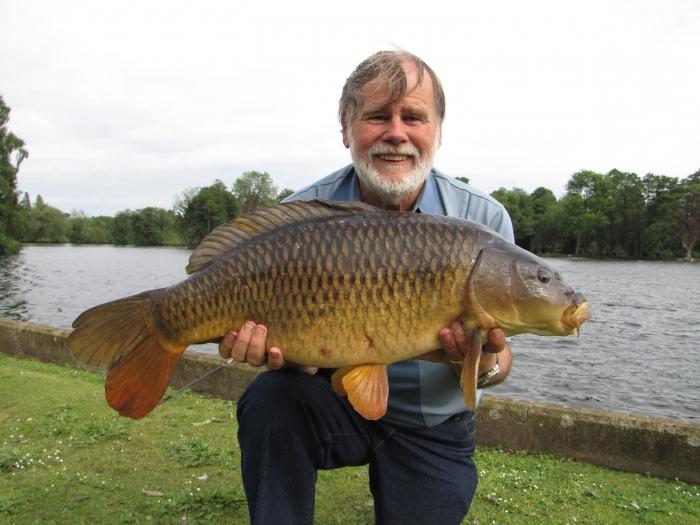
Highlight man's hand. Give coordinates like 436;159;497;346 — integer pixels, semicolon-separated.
420;323;512;384
218;322;317;374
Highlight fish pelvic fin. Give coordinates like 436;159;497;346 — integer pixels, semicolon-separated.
67;291;185;419
460;329;482;411
332;364;388;420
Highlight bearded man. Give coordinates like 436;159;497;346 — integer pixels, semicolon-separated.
220;50;514;525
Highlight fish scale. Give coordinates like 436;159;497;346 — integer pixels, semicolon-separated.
67;199;590;420
181;214;465;366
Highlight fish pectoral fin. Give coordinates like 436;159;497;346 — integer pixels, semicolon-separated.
460;328;482;411
105;336;184;420
332;364;388;420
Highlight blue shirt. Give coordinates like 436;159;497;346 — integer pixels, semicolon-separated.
286;164;514;427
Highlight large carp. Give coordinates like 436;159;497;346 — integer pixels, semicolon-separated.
68;200;590;420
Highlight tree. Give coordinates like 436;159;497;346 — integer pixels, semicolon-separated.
490;187;535;249
606;169;645;258
22;199;69;243
561;171;612;256
676;170;700;261
530;187;560;254
130;207;181;246
232;171;278;214
68;212;115;244
642;173;679;258
178;180;237;246
276;188;295;203
112;211;134;245
455;176;470;185
0;96;28;254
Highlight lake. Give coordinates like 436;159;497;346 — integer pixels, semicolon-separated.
1;244;698;421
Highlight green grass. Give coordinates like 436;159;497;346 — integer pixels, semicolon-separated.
1;353;698;524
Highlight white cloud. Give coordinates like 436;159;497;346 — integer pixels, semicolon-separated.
2;0;698;216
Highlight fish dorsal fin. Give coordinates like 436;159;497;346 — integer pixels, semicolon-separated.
186;199;378;274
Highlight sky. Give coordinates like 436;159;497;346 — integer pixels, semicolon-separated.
2;0;699;217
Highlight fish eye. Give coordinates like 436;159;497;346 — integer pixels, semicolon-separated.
537;269;551;284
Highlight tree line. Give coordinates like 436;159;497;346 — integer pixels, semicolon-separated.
1;96;698;259
7;172;292;249
490;169;699;261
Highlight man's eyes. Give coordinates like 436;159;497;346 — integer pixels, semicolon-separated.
365;114;424;123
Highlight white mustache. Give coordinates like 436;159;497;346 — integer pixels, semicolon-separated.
368;143;419;157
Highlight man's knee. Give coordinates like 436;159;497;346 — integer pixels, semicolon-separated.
237;370;329;430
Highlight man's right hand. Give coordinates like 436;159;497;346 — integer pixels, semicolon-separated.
219;321;317;374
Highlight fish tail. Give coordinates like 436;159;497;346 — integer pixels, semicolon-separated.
67;291;185;419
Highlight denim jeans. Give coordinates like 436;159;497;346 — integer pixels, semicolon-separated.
237;369;478;525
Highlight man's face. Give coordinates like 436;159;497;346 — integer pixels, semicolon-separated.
342;62;442;205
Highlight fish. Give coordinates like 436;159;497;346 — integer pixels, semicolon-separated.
67;199;591;420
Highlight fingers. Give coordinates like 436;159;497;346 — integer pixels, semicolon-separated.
438;321;472;361
220;322;281;368
483;328;507;354
267;347;285;370
218;331;236;359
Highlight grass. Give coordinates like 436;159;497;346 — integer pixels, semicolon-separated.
1;353;698;524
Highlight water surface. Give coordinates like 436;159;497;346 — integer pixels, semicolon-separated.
1;245;698;420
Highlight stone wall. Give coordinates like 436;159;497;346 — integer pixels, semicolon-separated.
1;317;698;484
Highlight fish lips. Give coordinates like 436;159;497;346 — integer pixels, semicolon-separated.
561;293;591;334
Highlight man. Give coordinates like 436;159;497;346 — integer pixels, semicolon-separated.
220;50;514;524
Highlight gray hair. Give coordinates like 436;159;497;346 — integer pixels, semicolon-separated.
338;50;446;130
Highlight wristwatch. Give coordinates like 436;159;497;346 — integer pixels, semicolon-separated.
477;358;500;388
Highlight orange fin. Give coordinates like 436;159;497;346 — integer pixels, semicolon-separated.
331;368;349;397
332;364;388;420
106;336;184;419
460;329;482;411
68;289;184;419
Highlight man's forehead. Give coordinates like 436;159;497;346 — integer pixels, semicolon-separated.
359;72;435;113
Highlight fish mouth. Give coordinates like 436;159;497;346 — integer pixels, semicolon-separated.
561;294;591;335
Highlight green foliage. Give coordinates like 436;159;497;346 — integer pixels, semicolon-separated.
486;169;698;259
491;187;535;249
276;187;295;203
675;170;700;261
0;96;28;254
20;200;69;243
68;214;114;244
177;180;237;246
109;208;182;246
232;170;278;214
129;207;181;246
642;174;679;258
530;187;560;253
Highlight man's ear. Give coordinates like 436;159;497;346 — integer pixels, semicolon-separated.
342;126;350;149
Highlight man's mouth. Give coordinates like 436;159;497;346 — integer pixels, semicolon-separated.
375;154;412;162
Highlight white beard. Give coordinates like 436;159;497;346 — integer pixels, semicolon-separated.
350;138;437;205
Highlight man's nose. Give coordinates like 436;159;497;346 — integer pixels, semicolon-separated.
381;115;409;144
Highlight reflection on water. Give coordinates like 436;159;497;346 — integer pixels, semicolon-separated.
1;245;699;421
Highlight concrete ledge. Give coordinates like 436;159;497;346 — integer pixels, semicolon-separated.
0;317;260;401
477;396;700;484
2;317;699;484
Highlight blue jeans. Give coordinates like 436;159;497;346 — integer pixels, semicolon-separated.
237;369;478;525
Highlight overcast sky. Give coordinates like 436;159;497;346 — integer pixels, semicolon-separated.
2;0;698;217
